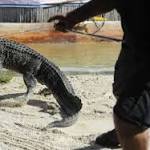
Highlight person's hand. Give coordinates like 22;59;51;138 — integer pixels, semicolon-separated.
48;15;75;32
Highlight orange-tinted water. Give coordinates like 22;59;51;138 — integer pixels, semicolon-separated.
27;42;120;67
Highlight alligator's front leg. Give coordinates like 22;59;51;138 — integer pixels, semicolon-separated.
23;73;36;101
0;59;3;69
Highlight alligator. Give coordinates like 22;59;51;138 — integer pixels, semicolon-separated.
0;38;82;128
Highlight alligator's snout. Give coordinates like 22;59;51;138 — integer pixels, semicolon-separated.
45;95;82;128
45;113;79;128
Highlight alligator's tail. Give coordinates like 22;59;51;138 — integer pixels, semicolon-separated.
48;15;65;22
36;60;82;127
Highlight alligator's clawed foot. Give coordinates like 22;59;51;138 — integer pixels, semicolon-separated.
46;102;60;115
38;88;52;96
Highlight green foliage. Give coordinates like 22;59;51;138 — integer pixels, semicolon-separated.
0;70;15;83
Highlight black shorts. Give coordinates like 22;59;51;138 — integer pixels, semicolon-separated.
113;42;150;129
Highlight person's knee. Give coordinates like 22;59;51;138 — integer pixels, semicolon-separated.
114;114;150;150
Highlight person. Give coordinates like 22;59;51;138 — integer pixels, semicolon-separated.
49;0;150;149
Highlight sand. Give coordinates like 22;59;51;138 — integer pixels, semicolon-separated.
0;73;121;150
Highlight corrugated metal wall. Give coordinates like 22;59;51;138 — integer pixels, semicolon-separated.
0;4;120;22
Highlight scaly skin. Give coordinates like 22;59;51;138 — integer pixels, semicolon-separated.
0;38;82;127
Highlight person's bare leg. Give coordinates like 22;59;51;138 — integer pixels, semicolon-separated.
114;114;150;150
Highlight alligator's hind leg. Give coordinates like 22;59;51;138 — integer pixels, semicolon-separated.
23;73;36;101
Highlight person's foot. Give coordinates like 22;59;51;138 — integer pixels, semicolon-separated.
95;129;121;148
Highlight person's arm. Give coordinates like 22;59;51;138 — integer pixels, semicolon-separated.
66;0;116;25
49;0;116;31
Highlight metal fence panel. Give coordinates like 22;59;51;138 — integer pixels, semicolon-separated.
0;4;120;22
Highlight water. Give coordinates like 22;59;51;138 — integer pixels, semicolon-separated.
27;42;121;68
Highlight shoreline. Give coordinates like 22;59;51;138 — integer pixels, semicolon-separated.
61;66;114;75
1;66;115;76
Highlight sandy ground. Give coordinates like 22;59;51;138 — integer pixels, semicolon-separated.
0;73;121;150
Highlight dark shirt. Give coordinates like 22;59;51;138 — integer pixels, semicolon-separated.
67;0;149;55
116;0;150;50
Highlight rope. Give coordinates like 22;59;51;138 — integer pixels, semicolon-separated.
67;29;122;42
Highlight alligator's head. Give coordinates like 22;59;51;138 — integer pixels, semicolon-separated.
46;94;82;128
60;95;82;117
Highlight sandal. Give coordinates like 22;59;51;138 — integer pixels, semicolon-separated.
95;129;121;148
